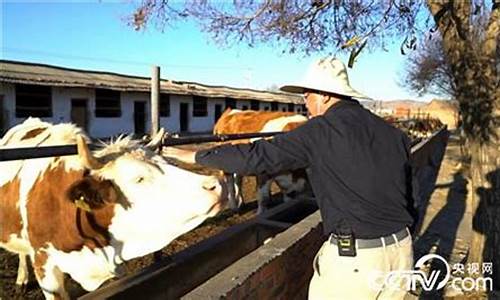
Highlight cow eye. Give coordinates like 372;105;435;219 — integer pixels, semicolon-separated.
135;176;145;184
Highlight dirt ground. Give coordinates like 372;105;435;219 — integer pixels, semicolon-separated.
0;141;282;300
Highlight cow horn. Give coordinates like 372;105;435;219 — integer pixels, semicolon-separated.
146;128;166;151
76;135;104;169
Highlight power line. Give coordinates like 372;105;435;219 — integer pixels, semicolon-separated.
1;47;253;71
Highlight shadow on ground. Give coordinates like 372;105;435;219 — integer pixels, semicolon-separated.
413;172;467;299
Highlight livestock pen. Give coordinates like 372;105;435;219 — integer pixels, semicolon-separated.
0;123;448;299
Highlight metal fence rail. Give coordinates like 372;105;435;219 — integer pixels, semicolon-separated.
0;131;283;162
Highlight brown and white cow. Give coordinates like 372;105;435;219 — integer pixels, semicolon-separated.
213;108;311;214
0;118;227;299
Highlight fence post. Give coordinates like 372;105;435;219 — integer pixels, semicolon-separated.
151;66;160;136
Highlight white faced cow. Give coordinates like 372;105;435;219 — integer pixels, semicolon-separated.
213;108;311;214
0;118;227;299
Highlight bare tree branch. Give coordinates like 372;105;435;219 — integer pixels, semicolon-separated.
130;0;426;57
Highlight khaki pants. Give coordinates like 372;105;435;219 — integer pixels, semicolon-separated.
308;234;413;300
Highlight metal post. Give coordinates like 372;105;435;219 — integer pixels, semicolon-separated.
151;65;160;136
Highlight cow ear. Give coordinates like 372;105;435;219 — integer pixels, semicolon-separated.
66;177;118;211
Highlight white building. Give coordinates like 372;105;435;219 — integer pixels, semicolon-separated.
0;60;306;138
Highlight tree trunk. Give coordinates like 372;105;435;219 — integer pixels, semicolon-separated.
468;139;498;265
427;1;499;280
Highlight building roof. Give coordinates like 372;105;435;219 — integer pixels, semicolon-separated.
0;60;304;105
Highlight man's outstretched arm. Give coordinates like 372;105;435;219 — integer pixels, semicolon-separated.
163;119;316;175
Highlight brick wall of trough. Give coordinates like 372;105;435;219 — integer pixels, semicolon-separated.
183;212;324;299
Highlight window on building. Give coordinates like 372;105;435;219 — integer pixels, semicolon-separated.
225;98;236;109
271;102;278;111
160;94;170;117
281;107;287;112
95;89;121;117
15;84;52;118
193;96;208;117
264;107;269;111
250;100;260;110
288;103;295;112
241;105;249;110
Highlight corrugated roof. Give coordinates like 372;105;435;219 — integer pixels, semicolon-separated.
0;60;304;104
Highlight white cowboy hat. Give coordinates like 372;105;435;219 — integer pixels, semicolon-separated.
280;57;371;100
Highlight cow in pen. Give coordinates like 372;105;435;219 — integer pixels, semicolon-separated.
0;118;228;299
213;108;313;214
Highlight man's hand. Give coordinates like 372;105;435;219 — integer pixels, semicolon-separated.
162;147;197;164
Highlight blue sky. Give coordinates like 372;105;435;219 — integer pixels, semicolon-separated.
2;1;435;101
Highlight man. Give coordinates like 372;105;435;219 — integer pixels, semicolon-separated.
164;58;414;299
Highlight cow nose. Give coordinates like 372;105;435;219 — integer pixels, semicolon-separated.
202;176;219;192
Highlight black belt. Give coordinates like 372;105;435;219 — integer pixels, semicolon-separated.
329;228;410;249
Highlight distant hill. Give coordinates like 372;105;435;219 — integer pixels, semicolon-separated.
426;99;458;110
380;100;429;109
375;99;457;110
421;99;459;129
369;99;459;129
361;99;427;110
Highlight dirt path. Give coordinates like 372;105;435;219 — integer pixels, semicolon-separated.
414;137;471;265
